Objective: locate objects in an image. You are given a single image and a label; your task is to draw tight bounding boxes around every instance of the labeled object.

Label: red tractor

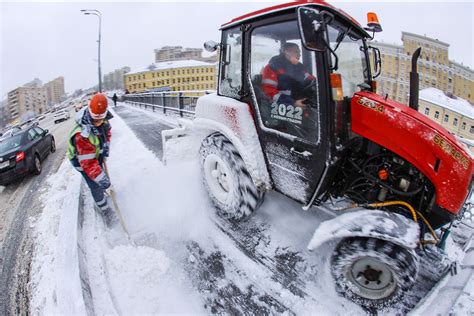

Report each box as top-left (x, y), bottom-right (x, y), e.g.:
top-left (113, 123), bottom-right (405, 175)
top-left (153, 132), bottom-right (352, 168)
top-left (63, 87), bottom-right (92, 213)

top-left (163, 0), bottom-right (473, 309)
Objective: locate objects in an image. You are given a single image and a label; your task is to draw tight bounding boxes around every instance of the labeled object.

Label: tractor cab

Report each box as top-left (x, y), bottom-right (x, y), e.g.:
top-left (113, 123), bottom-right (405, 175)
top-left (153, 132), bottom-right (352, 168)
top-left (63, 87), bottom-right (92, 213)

top-left (213, 1), bottom-right (379, 205)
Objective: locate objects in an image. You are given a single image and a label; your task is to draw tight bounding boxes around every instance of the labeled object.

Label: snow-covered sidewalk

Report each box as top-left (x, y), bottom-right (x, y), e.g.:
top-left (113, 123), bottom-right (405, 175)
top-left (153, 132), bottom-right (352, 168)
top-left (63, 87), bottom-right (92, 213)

top-left (29, 108), bottom-right (210, 313)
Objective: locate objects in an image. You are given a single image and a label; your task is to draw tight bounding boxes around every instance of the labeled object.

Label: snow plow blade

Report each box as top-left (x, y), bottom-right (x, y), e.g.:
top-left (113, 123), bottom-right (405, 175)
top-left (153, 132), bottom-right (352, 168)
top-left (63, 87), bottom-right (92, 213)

top-left (161, 119), bottom-right (204, 165)
top-left (412, 226), bottom-right (474, 315)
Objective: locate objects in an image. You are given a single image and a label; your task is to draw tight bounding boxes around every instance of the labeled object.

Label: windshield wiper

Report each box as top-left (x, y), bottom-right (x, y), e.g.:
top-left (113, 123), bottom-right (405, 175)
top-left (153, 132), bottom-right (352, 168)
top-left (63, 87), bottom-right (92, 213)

top-left (333, 26), bottom-right (351, 52)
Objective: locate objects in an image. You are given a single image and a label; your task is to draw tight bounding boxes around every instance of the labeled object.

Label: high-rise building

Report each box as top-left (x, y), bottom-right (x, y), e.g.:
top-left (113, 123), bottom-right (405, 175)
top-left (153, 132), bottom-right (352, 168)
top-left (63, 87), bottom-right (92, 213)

top-left (371, 31), bottom-right (474, 105)
top-left (7, 86), bottom-right (47, 119)
top-left (44, 76), bottom-right (65, 106)
top-left (103, 66), bottom-right (130, 91)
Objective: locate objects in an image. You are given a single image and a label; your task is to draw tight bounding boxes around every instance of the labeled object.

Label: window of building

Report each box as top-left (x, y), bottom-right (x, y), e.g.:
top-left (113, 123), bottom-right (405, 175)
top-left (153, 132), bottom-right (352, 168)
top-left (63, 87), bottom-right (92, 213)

top-left (424, 107), bottom-right (430, 115)
top-left (434, 111), bottom-right (440, 119)
top-left (462, 122), bottom-right (466, 130)
top-left (471, 126), bottom-right (474, 134)
top-left (453, 118), bottom-right (458, 126)
top-left (444, 114), bottom-right (449, 122)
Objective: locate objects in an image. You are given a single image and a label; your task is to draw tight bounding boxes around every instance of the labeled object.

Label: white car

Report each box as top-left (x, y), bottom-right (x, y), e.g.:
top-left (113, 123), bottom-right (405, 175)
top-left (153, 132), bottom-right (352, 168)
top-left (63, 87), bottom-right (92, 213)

top-left (53, 110), bottom-right (70, 124)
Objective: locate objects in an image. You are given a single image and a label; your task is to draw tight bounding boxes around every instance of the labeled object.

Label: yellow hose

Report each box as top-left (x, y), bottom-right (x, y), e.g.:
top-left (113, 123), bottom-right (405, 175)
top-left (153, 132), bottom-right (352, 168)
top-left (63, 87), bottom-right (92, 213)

top-left (338, 200), bottom-right (441, 243)
top-left (366, 201), bottom-right (418, 222)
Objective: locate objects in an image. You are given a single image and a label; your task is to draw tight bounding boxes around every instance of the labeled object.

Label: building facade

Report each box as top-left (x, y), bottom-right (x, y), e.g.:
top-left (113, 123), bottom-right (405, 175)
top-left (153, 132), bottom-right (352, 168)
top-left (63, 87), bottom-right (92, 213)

top-left (154, 46), bottom-right (218, 63)
top-left (7, 86), bottom-right (48, 120)
top-left (418, 88), bottom-right (474, 151)
top-left (371, 32), bottom-right (474, 105)
top-left (124, 60), bottom-right (217, 94)
top-left (44, 76), bottom-right (65, 106)
top-left (103, 66), bottom-right (130, 91)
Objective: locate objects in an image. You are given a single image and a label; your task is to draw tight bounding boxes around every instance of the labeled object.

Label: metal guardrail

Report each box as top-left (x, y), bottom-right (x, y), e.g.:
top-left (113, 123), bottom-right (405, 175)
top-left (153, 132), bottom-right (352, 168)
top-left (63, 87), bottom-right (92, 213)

top-left (123, 91), bottom-right (211, 117)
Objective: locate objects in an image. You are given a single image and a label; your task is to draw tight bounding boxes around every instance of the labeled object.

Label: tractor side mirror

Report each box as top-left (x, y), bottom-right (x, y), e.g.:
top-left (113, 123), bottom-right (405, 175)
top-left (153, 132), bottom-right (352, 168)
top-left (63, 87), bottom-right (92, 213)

top-left (369, 46), bottom-right (382, 78)
top-left (297, 7), bottom-right (327, 52)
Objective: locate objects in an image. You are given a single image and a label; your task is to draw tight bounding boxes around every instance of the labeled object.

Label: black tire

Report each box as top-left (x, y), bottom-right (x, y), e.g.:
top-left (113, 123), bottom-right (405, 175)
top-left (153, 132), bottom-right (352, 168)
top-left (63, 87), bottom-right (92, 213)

top-left (199, 133), bottom-right (264, 220)
top-left (51, 138), bottom-right (56, 153)
top-left (331, 237), bottom-right (418, 310)
top-left (32, 154), bottom-right (42, 175)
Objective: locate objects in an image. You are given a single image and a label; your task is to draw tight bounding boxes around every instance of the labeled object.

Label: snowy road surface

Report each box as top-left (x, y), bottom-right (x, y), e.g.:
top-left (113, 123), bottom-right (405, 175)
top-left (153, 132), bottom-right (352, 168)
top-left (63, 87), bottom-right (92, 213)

top-left (0, 109), bottom-right (75, 315)
top-left (22, 103), bottom-right (473, 314)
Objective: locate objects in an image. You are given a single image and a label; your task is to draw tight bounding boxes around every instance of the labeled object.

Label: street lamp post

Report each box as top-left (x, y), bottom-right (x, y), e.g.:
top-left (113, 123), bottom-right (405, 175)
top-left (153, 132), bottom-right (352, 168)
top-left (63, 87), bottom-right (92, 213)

top-left (81, 9), bottom-right (102, 92)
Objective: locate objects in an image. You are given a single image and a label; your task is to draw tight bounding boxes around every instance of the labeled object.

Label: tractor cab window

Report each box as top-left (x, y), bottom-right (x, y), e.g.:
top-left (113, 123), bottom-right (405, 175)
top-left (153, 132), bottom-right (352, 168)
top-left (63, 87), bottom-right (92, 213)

top-left (250, 20), bottom-right (319, 143)
top-left (327, 24), bottom-right (369, 98)
top-left (219, 27), bottom-right (242, 99)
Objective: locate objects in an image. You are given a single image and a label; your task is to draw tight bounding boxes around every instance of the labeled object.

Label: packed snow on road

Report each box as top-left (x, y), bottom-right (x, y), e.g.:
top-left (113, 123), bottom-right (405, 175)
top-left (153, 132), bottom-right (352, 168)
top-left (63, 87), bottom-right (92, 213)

top-left (27, 104), bottom-right (474, 314)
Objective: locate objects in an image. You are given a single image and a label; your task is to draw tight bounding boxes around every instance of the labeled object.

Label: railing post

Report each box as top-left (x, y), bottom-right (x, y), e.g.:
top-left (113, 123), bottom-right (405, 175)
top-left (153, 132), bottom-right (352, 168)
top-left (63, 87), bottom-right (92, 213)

top-left (178, 92), bottom-right (183, 117)
top-left (163, 94), bottom-right (166, 114)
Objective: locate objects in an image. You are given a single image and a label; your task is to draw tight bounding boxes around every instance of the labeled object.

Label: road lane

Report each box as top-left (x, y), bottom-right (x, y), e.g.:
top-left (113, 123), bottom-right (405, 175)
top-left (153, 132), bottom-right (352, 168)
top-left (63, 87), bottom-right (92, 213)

top-left (0, 108), bottom-right (75, 314)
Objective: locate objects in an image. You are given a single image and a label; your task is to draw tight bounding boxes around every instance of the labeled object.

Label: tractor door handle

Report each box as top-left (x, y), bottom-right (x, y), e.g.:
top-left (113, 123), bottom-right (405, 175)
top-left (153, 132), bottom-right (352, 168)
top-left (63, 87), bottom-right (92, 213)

top-left (290, 147), bottom-right (312, 158)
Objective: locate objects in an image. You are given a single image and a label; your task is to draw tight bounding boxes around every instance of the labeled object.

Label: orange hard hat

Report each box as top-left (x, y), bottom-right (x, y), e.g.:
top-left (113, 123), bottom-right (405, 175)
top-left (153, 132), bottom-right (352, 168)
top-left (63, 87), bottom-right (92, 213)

top-left (89, 93), bottom-right (108, 119)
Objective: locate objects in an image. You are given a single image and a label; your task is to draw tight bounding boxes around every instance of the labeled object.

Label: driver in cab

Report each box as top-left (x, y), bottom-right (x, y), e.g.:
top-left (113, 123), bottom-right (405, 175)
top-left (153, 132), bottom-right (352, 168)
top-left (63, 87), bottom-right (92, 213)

top-left (261, 42), bottom-right (315, 111)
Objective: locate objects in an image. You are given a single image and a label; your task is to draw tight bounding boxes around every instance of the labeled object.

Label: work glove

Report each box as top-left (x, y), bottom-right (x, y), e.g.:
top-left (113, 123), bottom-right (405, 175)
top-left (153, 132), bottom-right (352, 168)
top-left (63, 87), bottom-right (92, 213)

top-left (103, 143), bottom-right (110, 158)
top-left (105, 184), bottom-right (115, 197)
top-left (97, 174), bottom-right (111, 190)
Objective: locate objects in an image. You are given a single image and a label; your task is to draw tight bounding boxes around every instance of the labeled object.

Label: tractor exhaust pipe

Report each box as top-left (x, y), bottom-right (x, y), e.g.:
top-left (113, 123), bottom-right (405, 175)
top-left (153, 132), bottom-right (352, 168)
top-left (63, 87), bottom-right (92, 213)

top-left (409, 47), bottom-right (422, 111)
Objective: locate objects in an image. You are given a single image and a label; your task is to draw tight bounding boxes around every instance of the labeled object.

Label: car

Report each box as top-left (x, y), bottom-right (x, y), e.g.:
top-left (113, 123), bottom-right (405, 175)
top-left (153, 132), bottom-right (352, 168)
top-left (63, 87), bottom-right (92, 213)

top-left (53, 110), bottom-right (70, 124)
top-left (0, 125), bottom-right (55, 185)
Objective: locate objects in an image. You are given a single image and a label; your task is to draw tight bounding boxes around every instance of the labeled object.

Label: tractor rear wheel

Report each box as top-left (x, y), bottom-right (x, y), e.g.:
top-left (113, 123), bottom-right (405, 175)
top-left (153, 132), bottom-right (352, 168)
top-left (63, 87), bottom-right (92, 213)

top-left (200, 133), bottom-right (264, 220)
top-left (331, 237), bottom-right (418, 309)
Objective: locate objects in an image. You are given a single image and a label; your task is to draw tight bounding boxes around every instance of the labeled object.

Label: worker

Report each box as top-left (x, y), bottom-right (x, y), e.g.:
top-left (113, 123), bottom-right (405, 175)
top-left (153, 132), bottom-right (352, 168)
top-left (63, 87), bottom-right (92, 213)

top-left (67, 93), bottom-right (115, 225)
top-left (261, 42), bottom-right (317, 138)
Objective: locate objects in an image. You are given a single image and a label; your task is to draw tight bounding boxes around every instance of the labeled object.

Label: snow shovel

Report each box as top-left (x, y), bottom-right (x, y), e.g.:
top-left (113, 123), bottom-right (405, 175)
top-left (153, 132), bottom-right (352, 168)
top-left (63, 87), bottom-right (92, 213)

top-left (103, 161), bottom-right (136, 246)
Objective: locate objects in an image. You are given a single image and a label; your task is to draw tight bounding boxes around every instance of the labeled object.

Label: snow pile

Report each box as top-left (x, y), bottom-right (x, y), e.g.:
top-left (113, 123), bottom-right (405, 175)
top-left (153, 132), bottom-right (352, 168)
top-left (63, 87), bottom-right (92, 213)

top-left (29, 159), bottom-right (83, 314)
top-left (105, 245), bottom-right (170, 312)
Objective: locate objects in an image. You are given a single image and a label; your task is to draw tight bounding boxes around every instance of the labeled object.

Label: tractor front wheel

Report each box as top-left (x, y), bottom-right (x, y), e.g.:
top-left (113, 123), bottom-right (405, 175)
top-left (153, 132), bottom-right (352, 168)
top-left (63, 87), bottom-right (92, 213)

top-left (200, 133), bottom-right (264, 220)
top-left (331, 237), bottom-right (418, 309)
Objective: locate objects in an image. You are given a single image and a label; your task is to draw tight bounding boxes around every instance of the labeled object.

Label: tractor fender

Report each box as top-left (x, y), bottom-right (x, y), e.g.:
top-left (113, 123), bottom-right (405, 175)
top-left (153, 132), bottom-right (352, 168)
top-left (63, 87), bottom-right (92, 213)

top-left (193, 94), bottom-right (271, 191)
top-left (307, 209), bottom-right (420, 251)
top-left (162, 93), bottom-right (271, 190)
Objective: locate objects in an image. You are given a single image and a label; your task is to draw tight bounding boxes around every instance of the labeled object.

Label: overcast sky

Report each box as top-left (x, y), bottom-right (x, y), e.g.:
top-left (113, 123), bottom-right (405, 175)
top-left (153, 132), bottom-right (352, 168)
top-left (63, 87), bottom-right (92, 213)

top-left (1, 0), bottom-right (473, 98)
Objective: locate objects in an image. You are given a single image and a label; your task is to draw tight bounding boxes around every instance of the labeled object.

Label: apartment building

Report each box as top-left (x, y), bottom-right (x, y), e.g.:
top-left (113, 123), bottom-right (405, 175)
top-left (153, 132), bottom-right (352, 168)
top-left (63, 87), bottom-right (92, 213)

top-left (7, 86), bottom-right (47, 119)
top-left (371, 32), bottom-right (474, 105)
top-left (124, 60), bottom-right (217, 94)
top-left (104, 66), bottom-right (131, 91)
top-left (419, 87), bottom-right (474, 152)
top-left (154, 46), bottom-right (218, 63)
top-left (44, 76), bottom-right (65, 106)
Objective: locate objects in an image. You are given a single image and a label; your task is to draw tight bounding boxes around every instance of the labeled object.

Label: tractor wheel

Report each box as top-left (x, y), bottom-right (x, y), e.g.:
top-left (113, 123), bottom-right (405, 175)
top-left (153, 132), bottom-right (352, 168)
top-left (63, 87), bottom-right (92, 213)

top-left (199, 133), bottom-right (264, 220)
top-left (331, 237), bottom-right (418, 309)
top-left (32, 154), bottom-right (42, 175)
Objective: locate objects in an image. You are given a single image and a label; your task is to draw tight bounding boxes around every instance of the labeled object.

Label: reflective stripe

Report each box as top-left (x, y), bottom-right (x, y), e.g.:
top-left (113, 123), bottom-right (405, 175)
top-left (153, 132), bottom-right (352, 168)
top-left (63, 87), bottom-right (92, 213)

top-left (273, 93), bottom-right (281, 102)
top-left (280, 90), bottom-right (291, 95)
top-left (100, 205), bottom-right (109, 211)
top-left (95, 171), bottom-right (107, 182)
top-left (97, 196), bottom-right (107, 206)
top-left (77, 153), bottom-right (97, 162)
top-left (262, 79), bottom-right (278, 86)
top-left (74, 166), bottom-right (84, 171)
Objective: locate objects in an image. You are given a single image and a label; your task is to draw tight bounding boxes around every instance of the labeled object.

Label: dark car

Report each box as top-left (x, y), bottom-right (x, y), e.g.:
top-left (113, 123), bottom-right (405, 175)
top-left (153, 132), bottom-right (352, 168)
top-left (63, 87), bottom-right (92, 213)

top-left (0, 125), bottom-right (56, 185)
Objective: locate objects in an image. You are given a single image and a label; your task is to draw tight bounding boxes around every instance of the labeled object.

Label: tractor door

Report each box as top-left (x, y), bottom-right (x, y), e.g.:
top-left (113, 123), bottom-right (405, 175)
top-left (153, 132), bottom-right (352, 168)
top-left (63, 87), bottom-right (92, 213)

top-left (245, 17), bottom-right (330, 205)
